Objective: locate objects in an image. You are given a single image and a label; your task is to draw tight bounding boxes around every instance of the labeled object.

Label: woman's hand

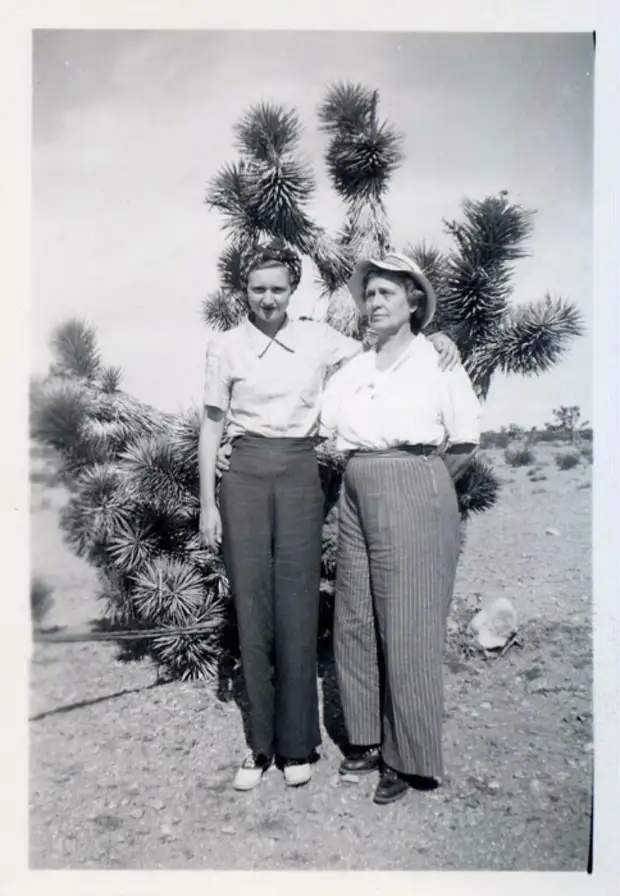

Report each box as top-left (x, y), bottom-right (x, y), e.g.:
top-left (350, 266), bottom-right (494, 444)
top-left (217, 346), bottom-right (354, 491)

top-left (215, 442), bottom-right (232, 477)
top-left (443, 443), bottom-right (478, 482)
top-left (200, 505), bottom-right (222, 550)
top-left (429, 333), bottom-right (460, 371)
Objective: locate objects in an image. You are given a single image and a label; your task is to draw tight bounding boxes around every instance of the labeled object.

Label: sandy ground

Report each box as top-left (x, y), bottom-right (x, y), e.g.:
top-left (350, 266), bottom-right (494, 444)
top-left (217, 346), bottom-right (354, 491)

top-left (28, 444), bottom-right (592, 870)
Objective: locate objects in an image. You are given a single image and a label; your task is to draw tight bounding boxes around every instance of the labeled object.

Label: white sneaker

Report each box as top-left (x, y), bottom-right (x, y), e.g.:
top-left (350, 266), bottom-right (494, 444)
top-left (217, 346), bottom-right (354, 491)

top-left (283, 760), bottom-right (312, 787)
top-left (233, 751), bottom-right (271, 791)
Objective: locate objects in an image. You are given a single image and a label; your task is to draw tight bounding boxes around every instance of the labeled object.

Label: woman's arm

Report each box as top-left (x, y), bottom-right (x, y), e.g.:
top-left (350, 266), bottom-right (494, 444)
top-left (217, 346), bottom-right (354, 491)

top-left (198, 407), bottom-right (226, 549)
top-left (443, 443), bottom-right (478, 482)
top-left (199, 408), bottom-right (225, 507)
top-left (202, 335), bottom-right (233, 483)
top-left (439, 363), bottom-right (481, 480)
top-left (322, 322), bottom-right (461, 374)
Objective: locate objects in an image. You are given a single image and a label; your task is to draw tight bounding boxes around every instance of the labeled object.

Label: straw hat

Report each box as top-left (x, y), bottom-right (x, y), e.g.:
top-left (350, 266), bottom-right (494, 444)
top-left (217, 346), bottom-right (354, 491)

top-left (347, 252), bottom-right (437, 328)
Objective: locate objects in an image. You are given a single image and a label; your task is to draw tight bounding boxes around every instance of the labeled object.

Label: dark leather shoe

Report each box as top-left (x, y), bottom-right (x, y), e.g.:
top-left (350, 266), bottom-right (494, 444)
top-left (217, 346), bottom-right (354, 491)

top-left (339, 746), bottom-right (381, 775)
top-left (373, 766), bottom-right (409, 804)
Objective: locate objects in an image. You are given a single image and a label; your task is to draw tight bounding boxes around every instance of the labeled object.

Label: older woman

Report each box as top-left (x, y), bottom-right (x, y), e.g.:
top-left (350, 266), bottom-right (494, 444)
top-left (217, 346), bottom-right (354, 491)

top-left (321, 253), bottom-right (481, 805)
top-left (199, 240), bottom-right (459, 792)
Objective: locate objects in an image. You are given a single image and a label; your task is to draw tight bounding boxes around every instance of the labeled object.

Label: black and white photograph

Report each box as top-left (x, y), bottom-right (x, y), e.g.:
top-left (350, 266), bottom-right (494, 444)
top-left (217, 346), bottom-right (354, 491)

top-left (25, 24), bottom-right (602, 874)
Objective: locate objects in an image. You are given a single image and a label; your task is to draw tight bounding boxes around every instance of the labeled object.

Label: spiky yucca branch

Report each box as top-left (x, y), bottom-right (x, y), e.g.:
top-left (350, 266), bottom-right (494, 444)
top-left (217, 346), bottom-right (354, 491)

top-left (50, 318), bottom-right (102, 381)
top-left (439, 194), bottom-right (535, 351)
top-left (234, 103), bottom-right (303, 162)
top-left (206, 103), bottom-right (315, 245)
top-left (403, 243), bottom-right (451, 336)
top-left (318, 82), bottom-right (404, 203)
top-left (204, 101), bottom-right (357, 329)
top-left (100, 365), bottom-right (123, 394)
top-left (491, 295), bottom-right (585, 376)
top-left (317, 83), bottom-right (404, 333)
top-left (402, 197), bottom-right (583, 399)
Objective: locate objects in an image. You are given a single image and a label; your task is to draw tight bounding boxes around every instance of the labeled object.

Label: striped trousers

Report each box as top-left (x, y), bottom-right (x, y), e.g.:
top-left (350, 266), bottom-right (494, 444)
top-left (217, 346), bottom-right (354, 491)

top-left (334, 451), bottom-right (461, 780)
top-left (219, 435), bottom-right (324, 760)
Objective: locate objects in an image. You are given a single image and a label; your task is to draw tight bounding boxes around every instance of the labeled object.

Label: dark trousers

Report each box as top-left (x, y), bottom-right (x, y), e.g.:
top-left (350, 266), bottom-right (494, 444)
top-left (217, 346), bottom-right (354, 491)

top-left (219, 435), bottom-right (324, 760)
top-left (334, 453), bottom-right (461, 779)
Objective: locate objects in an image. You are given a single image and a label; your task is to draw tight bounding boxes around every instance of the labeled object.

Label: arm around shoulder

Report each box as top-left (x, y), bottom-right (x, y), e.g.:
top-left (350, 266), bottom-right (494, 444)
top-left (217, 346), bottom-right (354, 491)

top-left (320, 321), bottom-right (364, 372)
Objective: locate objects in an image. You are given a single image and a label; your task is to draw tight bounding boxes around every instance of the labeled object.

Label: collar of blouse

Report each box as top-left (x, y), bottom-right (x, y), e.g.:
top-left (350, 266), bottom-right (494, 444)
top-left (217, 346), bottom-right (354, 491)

top-left (243, 314), bottom-right (298, 358)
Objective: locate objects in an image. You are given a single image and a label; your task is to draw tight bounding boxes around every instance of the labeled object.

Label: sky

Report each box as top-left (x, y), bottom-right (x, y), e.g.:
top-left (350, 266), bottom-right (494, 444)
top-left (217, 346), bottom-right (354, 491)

top-left (32, 30), bottom-right (594, 430)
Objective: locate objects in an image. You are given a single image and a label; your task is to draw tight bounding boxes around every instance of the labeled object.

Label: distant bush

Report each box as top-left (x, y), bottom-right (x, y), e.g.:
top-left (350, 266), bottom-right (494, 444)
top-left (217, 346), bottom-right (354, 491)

top-left (29, 440), bottom-right (59, 461)
top-left (527, 465), bottom-right (545, 478)
top-left (31, 576), bottom-right (54, 626)
top-left (481, 427), bottom-right (593, 449)
top-left (479, 431), bottom-right (496, 449)
top-left (579, 444), bottom-right (593, 464)
top-left (505, 445), bottom-right (537, 467)
top-left (534, 429), bottom-right (573, 445)
top-left (555, 451), bottom-right (581, 471)
top-left (530, 473), bottom-right (548, 482)
top-left (30, 468), bottom-right (59, 487)
top-left (535, 427), bottom-right (593, 445)
top-left (480, 431), bottom-right (512, 449)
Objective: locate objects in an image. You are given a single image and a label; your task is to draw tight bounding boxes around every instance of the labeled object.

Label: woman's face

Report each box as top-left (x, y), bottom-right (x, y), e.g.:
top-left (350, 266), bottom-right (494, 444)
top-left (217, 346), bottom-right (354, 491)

top-left (364, 272), bottom-right (416, 336)
top-left (247, 265), bottom-right (293, 326)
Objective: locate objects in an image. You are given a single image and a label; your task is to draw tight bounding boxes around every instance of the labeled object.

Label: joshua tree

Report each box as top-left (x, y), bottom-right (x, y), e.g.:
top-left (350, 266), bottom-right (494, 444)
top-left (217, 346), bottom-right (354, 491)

top-left (202, 83), bottom-right (583, 519)
top-left (546, 405), bottom-right (589, 442)
top-left (31, 83), bottom-right (584, 681)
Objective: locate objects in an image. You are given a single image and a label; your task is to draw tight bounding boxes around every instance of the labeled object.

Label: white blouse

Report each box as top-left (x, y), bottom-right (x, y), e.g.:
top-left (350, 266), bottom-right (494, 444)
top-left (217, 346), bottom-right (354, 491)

top-left (203, 317), bottom-right (362, 440)
top-left (320, 334), bottom-right (481, 452)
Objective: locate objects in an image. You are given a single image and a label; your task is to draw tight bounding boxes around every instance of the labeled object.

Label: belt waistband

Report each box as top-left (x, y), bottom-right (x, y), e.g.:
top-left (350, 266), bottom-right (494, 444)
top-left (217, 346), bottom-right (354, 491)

top-left (231, 434), bottom-right (316, 450)
top-left (349, 444), bottom-right (440, 459)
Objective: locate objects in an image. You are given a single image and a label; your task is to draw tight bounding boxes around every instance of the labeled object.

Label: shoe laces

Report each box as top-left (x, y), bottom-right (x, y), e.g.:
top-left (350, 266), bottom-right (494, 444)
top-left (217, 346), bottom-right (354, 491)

top-left (241, 751), bottom-right (266, 770)
top-left (350, 745), bottom-right (378, 760)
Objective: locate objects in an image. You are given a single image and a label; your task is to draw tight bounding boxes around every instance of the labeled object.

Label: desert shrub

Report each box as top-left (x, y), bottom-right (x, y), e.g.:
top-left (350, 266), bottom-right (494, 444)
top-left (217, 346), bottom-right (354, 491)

top-left (479, 431), bottom-right (496, 449)
top-left (30, 468), bottom-right (59, 487)
top-left (494, 432), bottom-right (511, 449)
top-left (505, 445), bottom-right (536, 467)
top-left (536, 429), bottom-right (572, 445)
top-left (555, 451), bottom-right (581, 471)
top-left (29, 442), bottom-right (57, 462)
top-left (31, 576), bottom-right (54, 626)
top-left (530, 473), bottom-right (548, 482)
top-left (579, 444), bottom-right (593, 464)
top-left (527, 465), bottom-right (545, 478)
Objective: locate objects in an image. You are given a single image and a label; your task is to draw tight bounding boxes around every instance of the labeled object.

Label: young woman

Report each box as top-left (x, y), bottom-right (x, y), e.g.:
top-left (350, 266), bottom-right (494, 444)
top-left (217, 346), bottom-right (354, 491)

top-left (321, 252), bottom-right (481, 804)
top-left (199, 240), bottom-right (459, 791)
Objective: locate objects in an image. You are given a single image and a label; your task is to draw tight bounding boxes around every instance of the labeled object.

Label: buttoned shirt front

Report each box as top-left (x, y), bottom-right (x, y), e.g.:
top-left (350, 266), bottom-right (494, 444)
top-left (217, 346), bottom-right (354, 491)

top-left (320, 333), bottom-right (481, 452)
top-left (203, 316), bottom-right (362, 440)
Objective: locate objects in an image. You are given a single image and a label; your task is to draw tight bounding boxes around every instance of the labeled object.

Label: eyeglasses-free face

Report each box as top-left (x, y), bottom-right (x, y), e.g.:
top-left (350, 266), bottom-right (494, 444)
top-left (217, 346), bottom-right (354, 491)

top-left (246, 265), bottom-right (293, 327)
top-left (363, 272), bottom-right (420, 336)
